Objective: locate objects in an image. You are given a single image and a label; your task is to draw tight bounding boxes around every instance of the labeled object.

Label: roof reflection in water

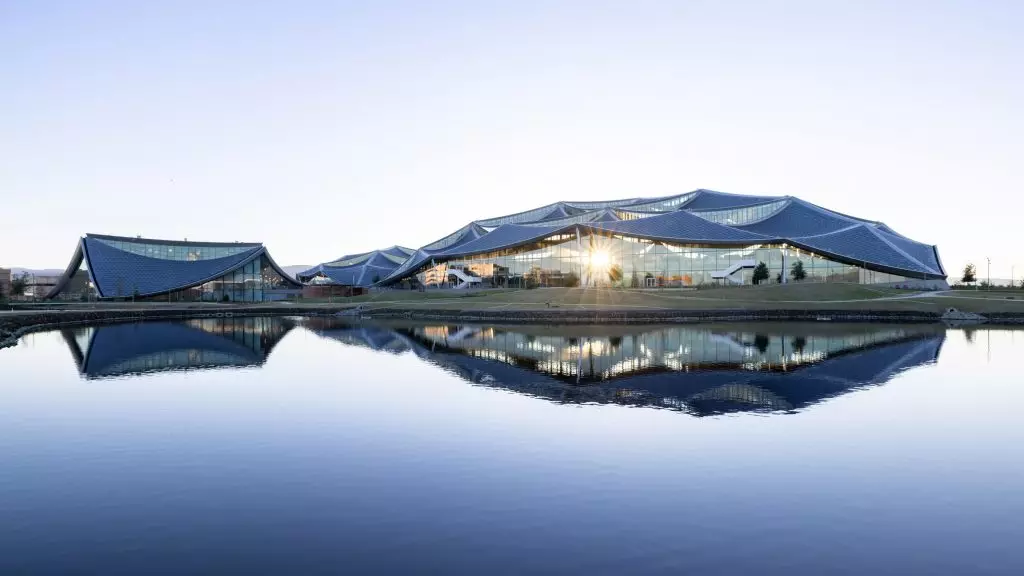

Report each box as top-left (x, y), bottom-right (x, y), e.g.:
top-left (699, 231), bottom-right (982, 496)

top-left (63, 317), bottom-right (296, 379)
top-left (306, 319), bottom-right (944, 416)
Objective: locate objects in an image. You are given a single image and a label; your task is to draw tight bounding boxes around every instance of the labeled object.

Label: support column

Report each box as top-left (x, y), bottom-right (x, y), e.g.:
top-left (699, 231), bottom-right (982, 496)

top-left (575, 226), bottom-right (585, 288)
top-left (781, 245), bottom-right (788, 284)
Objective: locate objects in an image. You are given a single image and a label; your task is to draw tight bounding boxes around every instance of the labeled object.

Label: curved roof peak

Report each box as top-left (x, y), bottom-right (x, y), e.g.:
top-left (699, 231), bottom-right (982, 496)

top-left (679, 189), bottom-right (783, 211)
top-left (47, 237), bottom-right (300, 300)
top-left (85, 233), bottom-right (262, 248)
top-left (299, 244), bottom-right (416, 286)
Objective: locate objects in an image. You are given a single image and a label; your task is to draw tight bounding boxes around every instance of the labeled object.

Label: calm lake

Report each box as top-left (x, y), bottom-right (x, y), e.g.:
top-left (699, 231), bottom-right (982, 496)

top-left (1, 317), bottom-right (1022, 575)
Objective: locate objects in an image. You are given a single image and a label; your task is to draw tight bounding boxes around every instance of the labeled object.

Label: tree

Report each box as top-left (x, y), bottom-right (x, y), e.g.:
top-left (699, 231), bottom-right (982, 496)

top-left (791, 260), bottom-right (806, 282)
top-left (752, 262), bottom-right (769, 285)
top-left (776, 271), bottom-right (783, 284)
top-left (608, 265), bottom-right (623, 284)
top-left (10, 272), bottom-right (29, 298)
top-left (630, 272), bottom-right (640, 288)
top-left (961, 263), bottom-right (977, 284)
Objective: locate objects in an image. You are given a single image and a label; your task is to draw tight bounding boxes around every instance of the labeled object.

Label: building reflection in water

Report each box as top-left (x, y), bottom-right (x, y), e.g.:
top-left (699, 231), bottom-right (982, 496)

top-left (305, 318), bottom-right (945, 416)
top-left (62, 317), bottom-right (295, 379)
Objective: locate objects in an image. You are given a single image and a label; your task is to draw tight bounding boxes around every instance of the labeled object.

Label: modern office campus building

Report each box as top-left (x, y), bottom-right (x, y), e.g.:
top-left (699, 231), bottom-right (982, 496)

top-left (367, 189), bottom-right (946, 289)
top-left (296, 245), bottom-right (416, 296)
top-left (45, 234), bottom-right (301, 301)
top-left (42, 189), bottom-right (946, 300)
top-left (0, 267), bottom-right (11, 298)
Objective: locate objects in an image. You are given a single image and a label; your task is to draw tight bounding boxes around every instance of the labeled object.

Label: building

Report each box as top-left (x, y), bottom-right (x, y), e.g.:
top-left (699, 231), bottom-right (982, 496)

top-left (375, 189), bottom-right (946, 289)
top-left (46, 234), bottom-right (301, 302)
top-left (0, 267), bottom-right (10, 298)
top-left (27, 273), bottom-right (63, 299)
top-left (296, 245), bottom-right (417, 295)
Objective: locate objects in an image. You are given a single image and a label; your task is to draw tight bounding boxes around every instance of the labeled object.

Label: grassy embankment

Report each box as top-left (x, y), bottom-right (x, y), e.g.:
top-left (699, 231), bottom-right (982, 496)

top-left (7, 284), bottom-right (1024, 315)
top-left (303, 283), bottom-right (1024, 315)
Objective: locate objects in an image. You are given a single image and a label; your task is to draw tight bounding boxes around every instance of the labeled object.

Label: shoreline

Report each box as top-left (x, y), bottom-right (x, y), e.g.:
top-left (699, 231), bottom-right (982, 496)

top-left (4, 304), bottom-right (1023, 350)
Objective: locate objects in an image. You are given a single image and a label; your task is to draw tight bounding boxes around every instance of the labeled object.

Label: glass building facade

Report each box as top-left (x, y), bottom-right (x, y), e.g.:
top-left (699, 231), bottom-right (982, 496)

top-left (154, 255), bottom-right (297, 302)
top-left (416, 232), bottom-right (915, 289)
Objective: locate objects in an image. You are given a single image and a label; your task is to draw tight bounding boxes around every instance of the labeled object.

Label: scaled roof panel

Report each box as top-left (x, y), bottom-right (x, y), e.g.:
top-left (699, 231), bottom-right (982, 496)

top-left (300, 245), bottom-right (413, 287)
top-left (874, 229), bottom-right (942, 275)
top-left (437, 223), bottom-right (569, 257)
top-left (736, 199), bottom-right (858, 237)
top-left (789, 224), bottom-right (937, 275)
top-left (83, 237), bottom-right (263, 297)
top-left (678, 189), bottom-right (779, 210)
top-left (587, 209), bottom-right (770, 243)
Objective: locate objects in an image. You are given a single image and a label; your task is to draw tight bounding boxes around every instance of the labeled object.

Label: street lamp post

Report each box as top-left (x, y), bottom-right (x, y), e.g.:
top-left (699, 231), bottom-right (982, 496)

top-left (987, 257), bottom-right (991, 288)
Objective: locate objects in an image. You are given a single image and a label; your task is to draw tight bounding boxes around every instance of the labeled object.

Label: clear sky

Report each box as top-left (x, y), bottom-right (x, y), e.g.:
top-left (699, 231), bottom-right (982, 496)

top-left (2, 0), bottom-right (1021, 278)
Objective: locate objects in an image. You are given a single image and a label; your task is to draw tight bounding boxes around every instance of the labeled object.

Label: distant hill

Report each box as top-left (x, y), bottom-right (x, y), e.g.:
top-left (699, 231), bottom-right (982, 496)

top-left (5, 266), bottom-right (314, 281)
top-left (8, 268), bottom-right (65, 277)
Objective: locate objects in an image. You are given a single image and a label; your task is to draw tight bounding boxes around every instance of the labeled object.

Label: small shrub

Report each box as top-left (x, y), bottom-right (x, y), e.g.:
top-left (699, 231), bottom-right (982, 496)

top-left (791, 260), bottom-right (806, 282)
top-left (752, 262), bottom-right (769, 285)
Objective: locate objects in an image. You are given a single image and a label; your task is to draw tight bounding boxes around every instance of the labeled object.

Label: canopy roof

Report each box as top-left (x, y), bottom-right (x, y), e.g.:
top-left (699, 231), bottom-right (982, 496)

top-left (46, 234), bottom-right (300, 299)
top-left (296, 245), bottom-right (416, 287)
top-left (375, 189), bottom-right (944, 283)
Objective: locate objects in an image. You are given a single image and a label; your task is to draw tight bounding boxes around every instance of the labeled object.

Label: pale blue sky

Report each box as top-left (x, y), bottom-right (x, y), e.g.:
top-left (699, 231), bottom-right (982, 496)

top-left (2, 0), bottom-right (1021, 278)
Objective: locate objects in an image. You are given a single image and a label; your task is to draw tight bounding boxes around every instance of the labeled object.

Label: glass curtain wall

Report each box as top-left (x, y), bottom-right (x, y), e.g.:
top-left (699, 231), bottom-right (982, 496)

top-left (415, 232), bottom-right (915, 288)
top-left (92, 238), bottom-right (254, 261)
top-left (137, 255), bottom-right (294, 302)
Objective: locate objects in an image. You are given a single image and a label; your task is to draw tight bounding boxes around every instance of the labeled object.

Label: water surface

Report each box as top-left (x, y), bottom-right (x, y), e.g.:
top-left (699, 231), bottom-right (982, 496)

top-left (1, 317), bottom-right (1022, 575)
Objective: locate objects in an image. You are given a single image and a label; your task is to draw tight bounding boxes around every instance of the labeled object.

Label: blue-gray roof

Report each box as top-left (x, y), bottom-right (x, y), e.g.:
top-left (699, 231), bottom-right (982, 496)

top-left (738, 199), bottom-right (857, 237)
top-left (437, 223), bottom-right (569, 257)
top-left (789, 224), bottom-right (939, 275)
top-left (875, 228), bottom-right (943, 275)
top-left (587, 208), bottom-right (769, 243)
top-left (678, 189), bottom-right (778, 210)
top-left (298, 245), bottom-right (415, 287)
top-left (83, 237), bottom-right (263, 297)
top-left (45, 235), bottom-right (300, 300)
